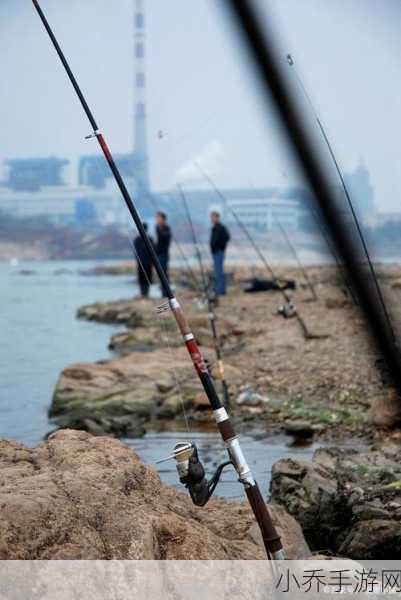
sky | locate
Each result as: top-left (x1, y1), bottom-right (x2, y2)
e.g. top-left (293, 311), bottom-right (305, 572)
top-left (0, 0), bottom-right (400, 211)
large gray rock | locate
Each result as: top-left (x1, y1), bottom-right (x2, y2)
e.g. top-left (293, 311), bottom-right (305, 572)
top-left (271, 446), bottom-right (401, 559)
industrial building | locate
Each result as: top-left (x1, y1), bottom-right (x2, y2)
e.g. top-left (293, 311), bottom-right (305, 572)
top-left (0, 0), bottom-right (362, 233)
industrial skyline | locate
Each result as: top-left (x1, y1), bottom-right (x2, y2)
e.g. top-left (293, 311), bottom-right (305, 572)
top-left (0, 0), bottom-right (385, 232)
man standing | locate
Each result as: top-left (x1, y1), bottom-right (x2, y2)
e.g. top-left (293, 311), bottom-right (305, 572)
top-left (133, 223), bottom-right (154, 298)
top-left (210, 211), bottom-right (230, 296)
top-left (155, 211), bottom-right (172, 282)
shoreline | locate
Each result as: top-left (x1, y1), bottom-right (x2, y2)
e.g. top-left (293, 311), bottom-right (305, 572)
top-left (48, 262), bottom-right (401, 444)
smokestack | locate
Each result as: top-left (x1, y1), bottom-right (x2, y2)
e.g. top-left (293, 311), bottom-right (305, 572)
top-left (133, 0), bottom-right (150, 193)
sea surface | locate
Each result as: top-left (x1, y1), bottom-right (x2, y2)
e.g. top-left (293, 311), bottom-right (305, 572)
top-left (1, 259), bottom-right (353, 499)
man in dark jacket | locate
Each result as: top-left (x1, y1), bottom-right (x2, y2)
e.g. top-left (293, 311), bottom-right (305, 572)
top-left (155, 211), bottom-right (172, 283)
top-left (134, 223), bottom-right (154, 298)
top-left (210, 211), bottom-right (230, 296)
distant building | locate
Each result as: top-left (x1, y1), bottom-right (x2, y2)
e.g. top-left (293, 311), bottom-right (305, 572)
top-left (78, 153), bottom-right (137, 189)
top-left (0, 180), bottom-right (129, 226)
top-left (204, 188), bottom-right (304, 233)
top-left (344, 163), bottom-right (375, 223)
top-left (4, 157), bottom-right (68, 192)
top-left (222, 195), bottom-right (301, 232)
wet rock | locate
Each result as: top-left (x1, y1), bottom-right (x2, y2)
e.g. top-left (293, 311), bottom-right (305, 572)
top-left (339, 520), bottom-right (401, 558)
top-left (236, 390), bottom-right (270, 407)
top-left (79, 263), bottom-right (134, 276)
top-left (155, 394), bottom-right (191, 419)
top-left (0, 429), bottom-right (306, 560)
top-left (284, 420), bottom-right (316, 439)
top-left (109, 329), bottom-right (159, 353)
top-left (49, 413), bottom-right (146, 439)
top-left (271, 446), bottom-right (401, 559)
top-left (51, 349), bottom-right (194, 425)
top-left (77, 299), bottom-right (144, 326)
top-left (17, 269), bottom-right (35, 276)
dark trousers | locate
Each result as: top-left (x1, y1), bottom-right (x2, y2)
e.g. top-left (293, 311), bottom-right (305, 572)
top-left (137, 262), bottom-right (152, 297)
top-left (158, 253), bottom-right (169, 283)
top-left (212, 250), bottom-right (226, 295)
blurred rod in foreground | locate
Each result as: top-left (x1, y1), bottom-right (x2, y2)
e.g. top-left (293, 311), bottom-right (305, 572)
top-left (224, 0), bottom-right (401, 403)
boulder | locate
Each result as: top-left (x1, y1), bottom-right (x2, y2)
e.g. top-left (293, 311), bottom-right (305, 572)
top-left (0, 430), bottom-right (309, 560)
top-left (271, 446), bottom-right (401, 559)
top-left (51, 348), bottom-right (196, 427)
top-left (109, 328), bottom-right (170, 354)
top-left (48, 413), bottom-right (146, 439)
top-left (236, 390), bottom-right (270, 407)
top-left (284, 420), bottom-right (316, 439)
top-left (77, 299), bottom-right (145, 326)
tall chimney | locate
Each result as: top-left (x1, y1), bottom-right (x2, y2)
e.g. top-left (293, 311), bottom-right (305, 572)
top-left (133, 0), bottom-right (150, 193)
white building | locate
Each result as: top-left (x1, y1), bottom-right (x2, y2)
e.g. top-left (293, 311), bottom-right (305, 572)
top-left (210, 194), bottom-right (303, 233)
top-left (0, 179), bottom-right (133, 226)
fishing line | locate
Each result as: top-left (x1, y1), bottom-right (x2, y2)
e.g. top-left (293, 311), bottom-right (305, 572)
top-left (309, 206), bottom-right (359, 304)
top-left (245, 177), bottom-right (318, 301)
top-left (195, 161), bottom-right (312, 338)
top-left (280, 168), bottom-right (358, 303)
top-left (272, 212), bottom-right (317, 301)
top-left (178, 183), bottom-right (231, 406)
top-left (287, 53), bottom-right (395, 339)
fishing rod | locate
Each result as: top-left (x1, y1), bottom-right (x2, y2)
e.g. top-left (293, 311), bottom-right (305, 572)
top-left (32, 0), bottom-right (284, 561)
top-left (196, 163), bottom-right (312, 338)
top-left (286, 53), bottom-right (394, 336)
top-left (273, 213), bottom-right (318, 301)
top-left (148, 192), bottom-right (201, 293)
top-left (178, 184), bottom-right (231, 407)
top-left (225, 0), bottom-right (401, 409)
top-left (309, 206), bottom-right (358, 304)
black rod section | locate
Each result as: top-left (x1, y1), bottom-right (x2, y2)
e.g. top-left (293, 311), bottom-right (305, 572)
top-left (32, 0), bottom-right (172, 297)
top-left (32, 0), bottom-right (283, 559)
top-left (225, 0), bottom-right (401, 395)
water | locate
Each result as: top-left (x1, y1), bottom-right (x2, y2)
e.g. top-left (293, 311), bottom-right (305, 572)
top-left (125, 428), bottom-right (321, 500)
top-left (2, 259), bottom-right (324, 498)
top-left (0, 259), bottom-right (134, 444)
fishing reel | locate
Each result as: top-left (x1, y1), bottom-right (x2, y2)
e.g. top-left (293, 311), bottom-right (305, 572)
top-left (157, 442), bottom-right (232, 507)
top-left (276, 301), bottom-right (297, 319)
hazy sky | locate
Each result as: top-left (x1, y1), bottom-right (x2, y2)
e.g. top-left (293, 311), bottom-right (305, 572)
top-left (1, 1), bottom-right (400, 211)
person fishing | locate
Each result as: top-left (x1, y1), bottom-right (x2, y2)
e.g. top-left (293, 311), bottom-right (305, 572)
top-left (155, 211), bottom-right (172, 284)
top-left (134, 223), bottom-right (154, 298)
top-left (210, 211), bottom-right (230, 296)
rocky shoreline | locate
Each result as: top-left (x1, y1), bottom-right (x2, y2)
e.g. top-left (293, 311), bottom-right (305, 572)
top-left (50, 263), bottom-right (401, 439)
top-left (36, 262), bottom-right (401, 559)
top-left (2, 428), bottom-right (401, 559)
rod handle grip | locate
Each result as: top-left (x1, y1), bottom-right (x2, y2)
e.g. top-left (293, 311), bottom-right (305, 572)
top-left (246, 483), bottom-right (283, 556)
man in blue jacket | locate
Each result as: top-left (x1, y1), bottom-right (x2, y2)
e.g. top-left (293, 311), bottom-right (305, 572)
top-left (210, 211), bottom-right (230, 296)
